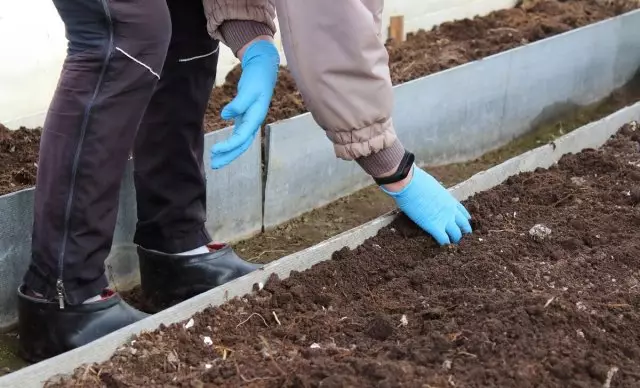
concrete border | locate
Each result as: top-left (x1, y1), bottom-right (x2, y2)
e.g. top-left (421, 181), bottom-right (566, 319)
top-left (262, 10), bottom-right (640, 229)
top-left (3, 102), bottom-right (639, 387)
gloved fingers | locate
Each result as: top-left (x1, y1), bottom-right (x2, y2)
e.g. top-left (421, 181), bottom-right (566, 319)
top-left (455, 211), bottom-right (473, 234)
top-left (210, 130), bottom-right (258, 169)
top-left (221, 89), bottom-right (259, 121)
top-left (211, 139), bottom-right (255, 169)
top-left (240, 95), bottom-right (270, 135)
top-left (424, 224), bottom-right (451, 246)
top-left (215, 95), bottom-right (269, 155)
top-left (445, 220), bottom-right (463, 244)
top-left (456, 202), bottom-right (472, 220)
top-left (212, 116), bottom-right (256, 155)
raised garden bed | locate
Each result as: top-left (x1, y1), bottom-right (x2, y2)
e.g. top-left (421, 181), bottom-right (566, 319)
top-left (41, 121), bottom-right (640, 387)
top-left (1, 102), bottom-right (638, 386)
top-left (1, 0), bottom-right (637, 196)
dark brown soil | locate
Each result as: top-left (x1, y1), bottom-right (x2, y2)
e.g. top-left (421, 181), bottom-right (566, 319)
top-left (386, 0), bottom-right (637, 85)
top-left (50, 122), bottom-right (640, 387)
top-left (0, 124), bottom-right (41, 195)
top-left (204, 0), bottom-right (639, 131)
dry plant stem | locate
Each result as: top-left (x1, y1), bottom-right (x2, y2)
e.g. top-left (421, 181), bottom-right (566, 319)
top-left (603, 366), bottom-right (619, 388)
top-left (272, 311), bottom-right (282, 326)
top-left (258, 336), bottom-right (286, 376)
top-left (544, 296), bottom-right (556, 308)
top-left (236, 313), bottom-right (269, 328)
top-left (250, 250), bottom-right (286, 262)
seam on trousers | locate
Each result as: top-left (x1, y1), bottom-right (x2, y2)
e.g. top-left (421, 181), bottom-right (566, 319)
top-left (115, 47), bottom-right (161, 78)
top-left (57, 0), bottom-right (115, 300)
top-left (178, 46), bottom-right (219, 62)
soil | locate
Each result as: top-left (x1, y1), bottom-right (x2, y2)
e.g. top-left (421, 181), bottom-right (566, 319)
top-left (0, 332), bottom-right (24, 377)
top-left (0, 124), bottom-right (40, 195)
top-left (203, 0), bottom-right (640, 132)
top-left (49, 123), bottom-right (640, 387)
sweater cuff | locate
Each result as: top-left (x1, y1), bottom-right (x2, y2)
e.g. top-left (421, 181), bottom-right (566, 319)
top-left (219, 20), bottom-right (274, 56)
top-left (356, 140), bottom-right (406, 178)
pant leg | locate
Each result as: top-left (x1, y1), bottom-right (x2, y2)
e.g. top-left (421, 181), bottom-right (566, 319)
top-left (24, 0), bottom-right (171, 305)
top-left (133, 0), bottom-right (219, 254)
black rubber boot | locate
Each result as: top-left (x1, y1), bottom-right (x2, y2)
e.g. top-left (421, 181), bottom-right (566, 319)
top-left (17, 286), bottom-right (148, 362)
top-left (138, 243), bottom-right (260, 309)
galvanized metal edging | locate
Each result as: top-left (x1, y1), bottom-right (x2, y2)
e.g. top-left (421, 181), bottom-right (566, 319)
top-left (3, 102), bottom-right (639, 387)
top-left (262, 9), bottom-right (640, 229)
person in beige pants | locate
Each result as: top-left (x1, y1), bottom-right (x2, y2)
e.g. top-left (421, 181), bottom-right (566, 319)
top-left (206, 0), bottom-right (474, 245)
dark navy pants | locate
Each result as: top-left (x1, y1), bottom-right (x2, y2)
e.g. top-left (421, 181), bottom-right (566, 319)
top-left (24, 0), bottom-right (219, 305)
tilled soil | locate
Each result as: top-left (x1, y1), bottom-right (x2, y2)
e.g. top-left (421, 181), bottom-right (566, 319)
top-left (204, 0), bottom-right (639, 131)
top-left (51, 123), bottom-right (640, 387)
top-left (0, 124), bottom-right (40, 195)
top-left (1, 0), bottom-right (638, 195)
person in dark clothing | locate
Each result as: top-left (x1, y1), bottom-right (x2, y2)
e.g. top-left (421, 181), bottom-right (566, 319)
top-left (18, 0), bottom-right (276, 361)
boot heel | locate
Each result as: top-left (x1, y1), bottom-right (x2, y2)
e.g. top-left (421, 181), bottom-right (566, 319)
top-left (17, 285), bottom-right (148, 362)
top-left (138, 244), bottom-right (260, 307)
top-left (17, 288), bottom-right (61, 362)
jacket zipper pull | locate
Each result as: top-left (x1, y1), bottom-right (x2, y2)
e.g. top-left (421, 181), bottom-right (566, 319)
top-left (56, 279), bottom-right (65, 309)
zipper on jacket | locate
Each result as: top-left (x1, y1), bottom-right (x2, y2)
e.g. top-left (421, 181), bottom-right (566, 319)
top-left (56, 0), bottom-right (114, 309)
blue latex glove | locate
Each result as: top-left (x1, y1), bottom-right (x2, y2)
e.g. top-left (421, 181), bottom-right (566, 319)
top-left (211, 40), bottom-right (279, 169)
top-left (382, 165), bottom-right (472, 245)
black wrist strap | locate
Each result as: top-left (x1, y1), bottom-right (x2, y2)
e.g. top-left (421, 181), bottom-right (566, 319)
top-left (373, 151), bottom-right (415, 185)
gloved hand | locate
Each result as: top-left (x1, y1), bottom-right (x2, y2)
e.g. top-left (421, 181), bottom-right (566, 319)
top-left (211, 40), bottom-right (280, 169)
top-left (382, 165), bottom-right (472, 245)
